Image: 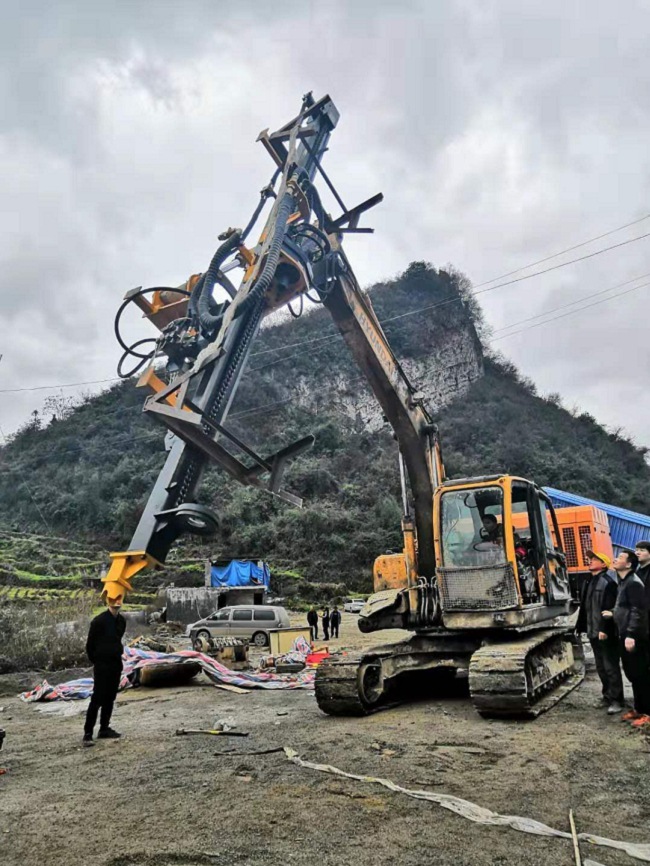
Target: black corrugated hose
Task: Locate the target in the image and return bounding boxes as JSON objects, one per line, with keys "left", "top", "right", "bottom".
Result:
{"left": 234, "top": 183, "right": 297, "bottom": 320}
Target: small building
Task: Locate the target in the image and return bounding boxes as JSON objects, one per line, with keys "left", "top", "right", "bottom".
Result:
{"left": 166, "top": 559, "right": 271, "bottom": 625}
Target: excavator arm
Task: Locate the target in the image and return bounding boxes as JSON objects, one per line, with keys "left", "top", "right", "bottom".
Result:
{"left": 103, "top": 94, "right": 441, "bottom": 614}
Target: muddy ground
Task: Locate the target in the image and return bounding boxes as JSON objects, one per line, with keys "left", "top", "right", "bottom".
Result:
{"left": 2, "top": 614, "right": 650, "bottom": 866}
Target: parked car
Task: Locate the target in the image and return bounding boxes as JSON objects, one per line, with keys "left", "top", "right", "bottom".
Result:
{"left": 344, "top": 599, "right": 365, "bottom": 614}
{"left": 188, "top": 605, "right": 291, "bottom": 648}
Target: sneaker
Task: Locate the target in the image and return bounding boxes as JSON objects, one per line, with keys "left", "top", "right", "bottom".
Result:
{"left": 631, "top": 715, "right": 650, "bottom": 728}
{"left": 621, "top": 710, "right": 642, "bottom": 721}
{"left": 607, "top": 702, "right": 624, "bottom": 715}
{"left": 82, "top": 733, "right": 94, "bottom": 747}
{"left": 97, "top": 728, "right": 122, "bottom": 739}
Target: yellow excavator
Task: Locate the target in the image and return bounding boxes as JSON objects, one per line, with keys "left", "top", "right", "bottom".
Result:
{"left": 106, "top": 93, "right": 583, "bottom": 718}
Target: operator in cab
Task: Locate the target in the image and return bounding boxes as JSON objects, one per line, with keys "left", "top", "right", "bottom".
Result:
{"left": 82, "top": 595, "right": 126, "bottom": 746}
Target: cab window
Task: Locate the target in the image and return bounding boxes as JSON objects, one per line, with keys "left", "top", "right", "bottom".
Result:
{"left": 209, "top": 609, "right": 230, "bottom": 621}
{"left": 440, "top": 487, "right": 506, "bottom": 567}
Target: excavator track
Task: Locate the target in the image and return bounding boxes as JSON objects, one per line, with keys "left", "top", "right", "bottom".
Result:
{"left": 315, "top": 650, "right": 397, "bottom": 716}
{"left": 316, "top": 629, "right": 584, "bottom": 719}
{"left": 468, "top": 628, "right": 584, "bottom": 718}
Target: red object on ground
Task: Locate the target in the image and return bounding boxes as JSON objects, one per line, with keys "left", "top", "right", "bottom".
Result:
{"left": 306, "top": 650, "right": 330, "bottom": 667}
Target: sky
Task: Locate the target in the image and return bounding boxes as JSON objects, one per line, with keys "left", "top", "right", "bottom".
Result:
{"left": 2, "top": 0, "right": 650, "bottom": 449}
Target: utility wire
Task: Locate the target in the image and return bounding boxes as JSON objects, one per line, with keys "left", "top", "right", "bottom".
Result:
{"left": 5, "top": 217, "right": 650, "bottom": 396}
{"left": 2, "top": 267, "right": 647, "bottom": 479}
{"left": 491, "top": 279, "right": 650, "bottom": 343}
{"left": 490, "top": 272, "right": 650, "bottom": 336}
{"left": 472, "top": 211, "right": 650, "bottom": 289}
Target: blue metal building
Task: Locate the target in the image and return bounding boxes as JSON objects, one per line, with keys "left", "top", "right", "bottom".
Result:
{"left": 544, "top": 487, "right": 650, "bottom": 554}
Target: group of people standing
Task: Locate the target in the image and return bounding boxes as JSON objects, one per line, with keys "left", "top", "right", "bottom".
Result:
{"left": 307, "top": 605, "right": 341, "bottom": 641}
{"left": 576, "top": 541, "right": 650, "bottom": 726}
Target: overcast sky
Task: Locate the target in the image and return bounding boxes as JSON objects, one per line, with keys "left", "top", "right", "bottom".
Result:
{"left": 2, "top": 0, "right": 650, "bottom": 450}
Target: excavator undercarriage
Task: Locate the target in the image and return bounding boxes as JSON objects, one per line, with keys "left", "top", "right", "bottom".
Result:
{"left": 315, "top": 627, "right": 584, "bottom": 718}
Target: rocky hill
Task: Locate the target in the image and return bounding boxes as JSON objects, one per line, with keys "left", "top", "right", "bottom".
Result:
{"left": 1, "top": 262, "right": 649, "bottom": 592}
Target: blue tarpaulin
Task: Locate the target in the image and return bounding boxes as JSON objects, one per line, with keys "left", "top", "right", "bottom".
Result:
{"left": 210, "top": 560, "right": 270, "bottom": 588}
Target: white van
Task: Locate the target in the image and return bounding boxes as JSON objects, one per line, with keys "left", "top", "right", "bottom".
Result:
{"left": 188, "top": 605, "right": 291, "bottom": 648}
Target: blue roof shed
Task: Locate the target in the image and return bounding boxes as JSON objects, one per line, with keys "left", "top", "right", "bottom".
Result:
{"left": 544, "top": 487, "right": 650, "bottom": 554}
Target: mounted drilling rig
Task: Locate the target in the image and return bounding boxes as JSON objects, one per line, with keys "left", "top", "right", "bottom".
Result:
{"left": 107, "top": 93, "right": 583, "bottom": 717}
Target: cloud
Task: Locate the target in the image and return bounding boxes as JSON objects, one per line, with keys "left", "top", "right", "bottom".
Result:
{"left": 1, "top": 0, "right": 650, "bottom": 452}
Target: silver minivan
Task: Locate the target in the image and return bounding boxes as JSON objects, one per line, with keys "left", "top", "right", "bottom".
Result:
{"left": 189, "top": 605, "right": 291, "bottom": 648}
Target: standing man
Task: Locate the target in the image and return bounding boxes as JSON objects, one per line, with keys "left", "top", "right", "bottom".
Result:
{"left": 603, "top": 549, "right": 650, "bottom": 727}
{"left": 634, "top": 541, "right": 650, "bottom": 627}
{"left": 322, "top": 606, "right": 331, "bottom": 641}
{"left": 307, "top": 606, "right": 319, "bottom": 642}
{"left": 575, "top": 550, "right": 623, "bottom": 713}
{"left": 83, "top": 595, "right": 126, "bottom": 746}
{"left": 330, "top": 606, "right": 341, "bottom": 639}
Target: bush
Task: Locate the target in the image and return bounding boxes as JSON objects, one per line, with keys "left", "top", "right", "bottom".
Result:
{"left": 0, "top": 597, "right": 94, "bottom": 672}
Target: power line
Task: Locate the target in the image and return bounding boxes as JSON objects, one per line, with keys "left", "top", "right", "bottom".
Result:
{"left": 490, "top": 272, "right": 650, "bottom": 336}
{"left": 490, "top": 279, "right": 650, "bottom": 343}
{"left": 472, "top": 211, "right": 650, "bottom": 289}
{"left": 0, "top": 376, "right": 120, "bottom": 394}
{"left": 5, "top": 223, "right": 650, "bottom": 397}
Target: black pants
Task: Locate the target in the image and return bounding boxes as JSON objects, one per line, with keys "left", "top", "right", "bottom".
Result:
{"left": 590, "top": 638, "right": 624, "bottom": 704}
{"left": 84, "top": 664, "right": 122, "bottom": 735}
{"left": 309, "top": 625, "right": 318, "bottom": 641}
{"left": 619, "top": 638, "right": 650, "bottom": 715}
{"left": 323, "top": 625, "right": 330, "bottom": 641}
{"left": 331, "top": 623, "right": 339, "bottom": 638}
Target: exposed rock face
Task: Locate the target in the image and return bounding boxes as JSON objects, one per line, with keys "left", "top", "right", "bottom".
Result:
{"left": 290, "top": 318, "right": 484, "bottom": 432}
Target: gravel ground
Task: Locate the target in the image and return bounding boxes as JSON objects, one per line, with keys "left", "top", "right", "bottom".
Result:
{"left": 2, "top": 615, "right": 650, "bottom": 866}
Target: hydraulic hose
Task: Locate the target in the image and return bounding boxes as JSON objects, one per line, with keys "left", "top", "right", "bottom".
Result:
{"left": 114, "top": 286, "right": 191, "bottom": 360}
{"left": 234, "top": 184, "right": 297, "bottom": 319}
{"left": 193, "top": 230, "right": 242, "bottom": 334}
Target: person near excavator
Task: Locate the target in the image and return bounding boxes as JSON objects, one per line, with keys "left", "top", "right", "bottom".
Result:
{"left": 634, "top": 541, "right": 650, "bottom": 630}
{"left": 82, "top": 596, "right": 126, "bottom": 746}
{"left": 322, "top": 606, "right": 331, "bottom": 641}
{"left": 575, "top": 550, "right": 623, "bottom": 714}
{"left": 602, "top": 549, "right": 650, "bottom": 727}
{"left": 330, "top": 605, "right": 341, "bottom": 638}
{"left": 307, "top": 606, "right": 319, "bottom": 642}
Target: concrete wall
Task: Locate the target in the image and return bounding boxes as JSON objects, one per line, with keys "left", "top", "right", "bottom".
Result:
{"left": 166, "top": 587, "right": 264, "bottom": 624}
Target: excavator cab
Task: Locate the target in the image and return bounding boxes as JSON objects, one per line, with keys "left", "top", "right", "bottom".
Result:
{"left": 435, "top": 475, "right": 574, "bottom": 630}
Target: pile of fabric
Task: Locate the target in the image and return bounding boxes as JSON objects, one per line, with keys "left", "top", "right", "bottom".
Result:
{"left": 20, "top": 641, "right": 316, "bottom": 703}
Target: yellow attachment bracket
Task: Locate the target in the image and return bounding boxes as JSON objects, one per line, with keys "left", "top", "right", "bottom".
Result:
{"left": 101, "top": 551, "right": 157, "bottom": 605}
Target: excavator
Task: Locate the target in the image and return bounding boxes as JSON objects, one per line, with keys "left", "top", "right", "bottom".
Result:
{"left": 106, "top": 93, "right": 583, "bottom": 718}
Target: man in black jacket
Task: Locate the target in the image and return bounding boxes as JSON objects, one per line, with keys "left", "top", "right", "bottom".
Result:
{"left": 83, "top": 597, "right": 126, "bottom": 745}
{"left": 602, "top": 549, "right": 650, "bottom": 727}
{"left": 634, "top": 541, "right": 650, "bottom": 629}
{"left": 330, "top": 606, "right": 341, "bottom": 639}
{"left": 307, "top": 607, "right": 319, "bottom": 642}
{"left": 322, "top": 607, "right": 331, "bottom": 641}
{"left": 576, "top": 550, "right": 623, "bottom": 713}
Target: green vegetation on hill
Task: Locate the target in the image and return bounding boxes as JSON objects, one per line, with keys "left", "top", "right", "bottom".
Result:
{"left": 1, "top": 263, "right": 649, "bottom": 592}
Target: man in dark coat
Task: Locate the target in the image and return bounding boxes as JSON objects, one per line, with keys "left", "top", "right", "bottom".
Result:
{"left": 602, "top": 549, "right": 650, "bottom": 727}
{"left": 307, "top": 606, "right": 319, "bottom": 642}
{"left": 330, "top": 606, "right": 341, "bottom": 639}
{"left": 634, "top": 541, "right": 650, "bottom": 630}
{"left": 83, "top": 597, "right": 126, "bottom": 745}
{"left": 576, "top": 550, "right": 622, "bottom": 712}
{"left": 322, "top": 607, "right": 331, "bottom": 641}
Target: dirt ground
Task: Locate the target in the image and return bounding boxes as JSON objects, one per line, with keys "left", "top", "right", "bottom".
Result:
{"left": 2, "top": 614, "right": 650, "bottom": 866}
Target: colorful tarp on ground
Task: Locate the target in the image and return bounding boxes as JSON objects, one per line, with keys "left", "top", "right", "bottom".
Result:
{"left": 20, "top": 641, "right": 315, "bottom": 703}
{"left": 210, "top": 559, "right": 270, "bottom": 588}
